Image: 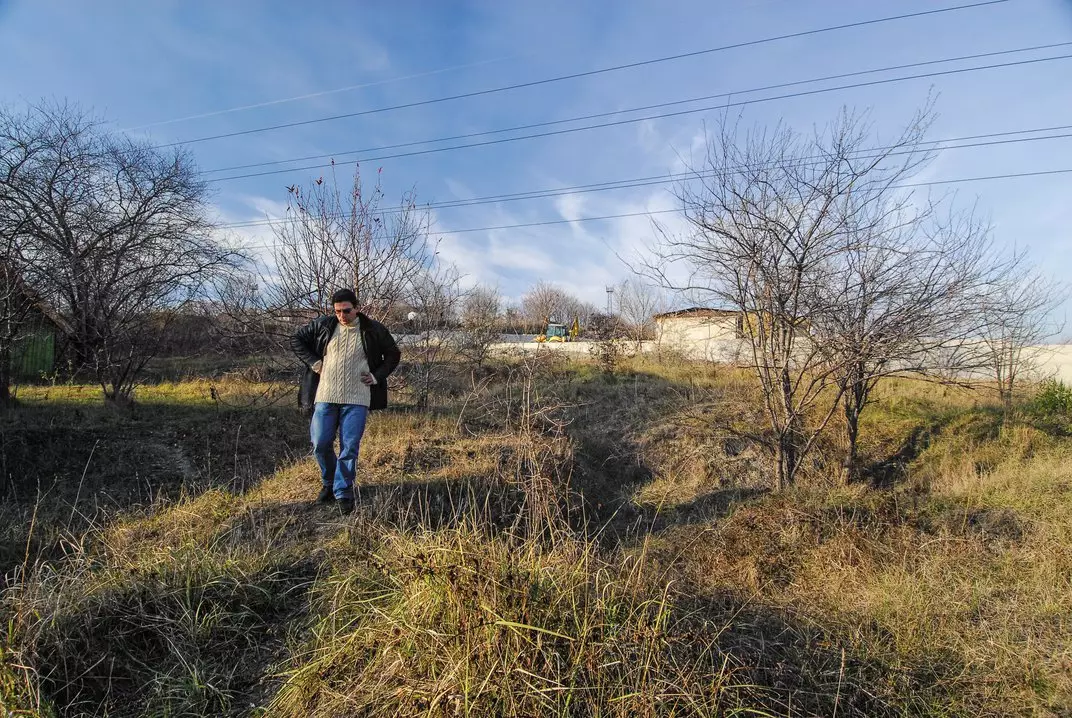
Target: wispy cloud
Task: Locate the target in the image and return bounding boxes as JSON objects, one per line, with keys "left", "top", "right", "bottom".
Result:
{"left": 121, "top": 56, "right": 510, "bottom": 131}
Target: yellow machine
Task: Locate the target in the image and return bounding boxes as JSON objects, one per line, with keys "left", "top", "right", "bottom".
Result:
{"left": 535, "top": 322, "right": 568, "bottom": 343}
{"left": 535, "top": 318, "right": 580, "bottom": 343}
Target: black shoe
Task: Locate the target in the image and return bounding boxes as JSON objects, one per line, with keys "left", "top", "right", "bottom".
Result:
{"left": 338, "top": 498, "right": 355, "bottom": 515}
{"left": 316, "top": 486, "right": 335, "bottom": 504}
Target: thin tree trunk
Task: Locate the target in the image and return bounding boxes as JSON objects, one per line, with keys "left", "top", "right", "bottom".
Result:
{"left": 777, "top": 363, "right": 800, "bottom": 488}
{"left": 0, "top": 355, "right": 11, "bottom": 407}
{"left": 841, "top": 365, "right": 867, "bottom": 485}
{"left": 776, "top": 443, "right": 789, "bottom": 492}
{"left": 777, "top": 435, "right": 799, "bottom": 490}
{"left": 842, "top": 401, "right": 861, "bottom": 485}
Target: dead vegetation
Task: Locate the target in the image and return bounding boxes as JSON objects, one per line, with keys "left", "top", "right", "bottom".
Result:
{"left": 0, "top": 352, "right": 1070, "bottom": 716}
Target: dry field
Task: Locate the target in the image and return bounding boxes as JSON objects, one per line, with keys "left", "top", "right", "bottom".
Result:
{"left": 0, "top": 353, "right": 1069, "bottom": 716}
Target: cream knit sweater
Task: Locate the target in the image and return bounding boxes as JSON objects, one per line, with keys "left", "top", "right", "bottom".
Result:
{"left": 313, "top": 323, "right": 374, "bottom": 406}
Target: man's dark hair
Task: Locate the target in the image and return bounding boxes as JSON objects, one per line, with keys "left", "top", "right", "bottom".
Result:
{"left": 330, "top": 288, "right": 358, "bottom": 306}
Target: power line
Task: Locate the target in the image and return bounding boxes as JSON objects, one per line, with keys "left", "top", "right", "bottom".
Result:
{"left": 120, "top": 56, "right": 513, "bottom": 132}
{"left": 234, "top": 167, "right": 1072, "bottom": 250}
{"left": 216, "top": 125, "right": 1072, "bottom": 232}
{"left": 216, "top": 125, "right": 1072, "bottom": 231}
{"left": 203, "top": 41, "right": 1072, "bottom": 176}
{"left": 901, "top": 168, "right": 1072, "bottom": 186}
{"left": 208, "top": 50, "right": 1072, "bottom": 183}
{"left": 420, "top": 127, "right": 1072, "bottom": 208}
{"left": 166, "top": 0, "right": 1007, "bottom": 148}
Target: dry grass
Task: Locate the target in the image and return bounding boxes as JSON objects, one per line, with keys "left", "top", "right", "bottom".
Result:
{"left": 266, "top": 527, "right": 773, "bottom": 717}
{"left": 638, "top": 388, "right": 1072, "bottom": 715}
{"left": 1, "top": 355, "right": 1070, "bottom": 716}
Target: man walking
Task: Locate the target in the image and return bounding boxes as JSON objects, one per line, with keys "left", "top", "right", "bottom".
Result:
{"left": 291, "top": 289, "right": 401, "bottom": 514}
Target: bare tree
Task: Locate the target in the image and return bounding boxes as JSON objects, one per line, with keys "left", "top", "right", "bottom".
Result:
{"left": 813, "top": 203, "right": 997, "bottom": 482}
{"left": 521, "top": 281, "right": 580, "bottom": 330}
{"left": 520, "top": 281, "right": 562, "bottom": 330}
{"left": 0, "top": 102, "right": 235, "bottom": 403}
{"left": 209, "top": 165, "right": 439, "bottom": 387}
{"left": 563, "top": 297, "right": 599, "bottom": 332}
{"left": 266, "top": 166, "right": 434, "bottom": 323}
{"left": 204, "top": 267, "right": 274, "bottom": 356}
{"left": 976, "top": 258, "right": 1066, "bottom": 413}
{"left": 458, "top": 284, "right": 502, "bottom": 368}
{"left": 503, "top": 302, "right": 539, "bottom": 336}
{"left": 649, "top": 108, "right": 949, "bottom": 489}
{"left": 615, "top": 276, "right": 668, "bottom": 351}
{"left": 406, "top": 264, "right": 462, "bottom": 408}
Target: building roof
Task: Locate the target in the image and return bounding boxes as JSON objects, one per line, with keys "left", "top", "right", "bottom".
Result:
{"left": 652, "top": 307, "right": 739, "bottom": 320}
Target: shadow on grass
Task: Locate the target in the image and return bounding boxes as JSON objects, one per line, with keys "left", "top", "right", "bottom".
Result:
{"left": 235, "top": 493, "right": 965, "bottom": 716}
{"left": 861, "top": 405, "right": 1006, "bottom": 489}
{"left": 642, "top": 485, "right": 768, "bottom": 529}
{"left": 27, "top": 522, "right": 961, "bottom": 718}
{"left": 666, "top": 587, "right": 967, "bottom": 717}
{"left": 226, "top": 476, "right": 530, "bottom": 550}
{"left": 0, "top": 398, "right": 309, "bottom": 576}
{"left": 32, "top": 557, "right": 318, "bottom": 718}
{"left": 222, "top": 485, "right": 965, "bottom": 716}
{"left": 862, "top": 417, "right": 948, "bottom": 489}
{"left": 563, "top": 368, "right": 773, "bottom": 539}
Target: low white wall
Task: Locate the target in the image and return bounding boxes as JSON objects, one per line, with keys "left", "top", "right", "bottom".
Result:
{"left": 489, "top": 341, "right": 600, "bottom": 356}
{"left": 488, "top": 337, "right": 1072, "bottom": 385}
{"left": 1033, "top": 344, "right": 1072, "bottom": 384}
{"left": 490, "top": 340, "right": 668, "bottom": 356}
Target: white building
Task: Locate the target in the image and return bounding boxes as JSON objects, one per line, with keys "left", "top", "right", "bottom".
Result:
{"left": 652, "top": 308, "right": 747, "bottom": 363}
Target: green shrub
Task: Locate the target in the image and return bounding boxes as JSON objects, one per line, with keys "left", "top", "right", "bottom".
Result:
{"left": 1030, "top": 379, "right": 1072, "bottom": 434}
{"left": 1034, "top": 379, "right": 1072, "bottom": 416}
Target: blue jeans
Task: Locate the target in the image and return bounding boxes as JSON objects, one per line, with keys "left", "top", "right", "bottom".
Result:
{"left": 310, "top": 403, "right": 369, "bottom": 500}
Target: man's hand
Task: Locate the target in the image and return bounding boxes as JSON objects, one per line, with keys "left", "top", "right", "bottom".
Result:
{"left": 360, "top": 371, "right": 377, "bottom": 386}
{"left": 312, "top": 360, "right": 323, "bottom": 374}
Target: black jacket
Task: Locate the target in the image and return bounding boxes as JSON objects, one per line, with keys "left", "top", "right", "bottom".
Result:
{"left": 291, "top": 312, "right": 401, "bottom": 413}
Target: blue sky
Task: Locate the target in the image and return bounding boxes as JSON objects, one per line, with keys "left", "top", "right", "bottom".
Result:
{"left": 2, "top": 0, "right": 1071, "bottom": 317}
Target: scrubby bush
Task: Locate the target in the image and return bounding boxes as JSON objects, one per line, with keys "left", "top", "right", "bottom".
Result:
{"left": 1029, "top": 378, "right": 1072, "bottom": 433}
